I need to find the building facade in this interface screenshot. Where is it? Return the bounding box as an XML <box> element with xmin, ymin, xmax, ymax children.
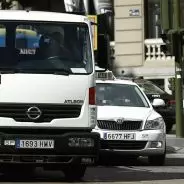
<box><xmin>0</xmin><ymin>0</ymin><xmax>178</xmax><ymax>93</ymax></box>
<box><xmin>113</xmin><ymin>0</ymin><xmax>176</xmax><ymax>93</ymax></box>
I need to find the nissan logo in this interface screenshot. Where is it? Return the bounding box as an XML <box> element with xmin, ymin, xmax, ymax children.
<box><xmin>26</xmin><ymin>106</ymin><xmax>42</xmax><ymax>120</ymax></box>
<box><xmin>116</xmin><ymin>118</ymin><xmax>124</xmax><ymax>124</ymax></box>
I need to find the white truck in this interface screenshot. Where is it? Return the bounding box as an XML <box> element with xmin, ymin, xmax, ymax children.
<box><xmin>0</xmin><ymin>10</ymin><xmax>108</xmax><ymax>180</ymax></box>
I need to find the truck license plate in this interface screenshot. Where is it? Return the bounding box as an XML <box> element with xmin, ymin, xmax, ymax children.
<box><xmin>16</xmin><ymin>140</ymin><xmax>54</xmax><ymax>149</ymax></box>
<box><xmin>104</xmin><ymin>133</ymin><xmax>135</xmax><ymax>140</ymax></box>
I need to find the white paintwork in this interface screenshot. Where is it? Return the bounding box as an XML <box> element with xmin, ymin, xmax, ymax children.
<box><xmin>152</xmin><ymin>98</ymin><xmax>165</xmax><ymax>107</ymax></box>
<box><xmin>93</xmin><ymin>79</ymin><xmax>166</xmax><ymax>155</ymax></box>
<box><xmin>0</xmin><ymin>11</ymin><xmax>96</xmax><ymax>129</ymax></box>
<box><xmin>0</xmin><ymin>10</ymin><xmax>87</xmax><ymax>23</ymax></box>
<box><xmin>0</xmin><ymin>76</ymin><xmax>95</xmax><ymax>130</ymax></box>
<box><xmin>0</xmin><ymin>74</ymin><xmax>88</xmax><ymax>104</ymax></box>
<box><xmin>98</xmin><ymin>106</ymin><xmax>153</xmax><ymax>121</ymax></box>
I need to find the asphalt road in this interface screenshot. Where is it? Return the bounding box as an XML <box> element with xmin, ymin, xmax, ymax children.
<box><xmin>0</xmin><ymin>155</ymin><xmax>184</xmax><ymax>183</ymax></box>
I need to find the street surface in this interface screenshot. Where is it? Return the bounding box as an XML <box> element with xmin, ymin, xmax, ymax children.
<box><xmin>0</xmin><ymin>154</ymin><xmax>184</xmax><ymax>183</ymax></box>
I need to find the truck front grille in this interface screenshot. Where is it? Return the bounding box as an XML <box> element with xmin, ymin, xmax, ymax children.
<box><xmin>0</xmin><ymin>154</ymin><xmax>72</xmax><ymax>164</ymax></box>
<box><xmin>97</xmin><ymin>120</ymin><xmax>142</xmax><ymax>130</ymax></box>
<box><xmin>0</xmin><ymin>103</ymin><xmax>81</xmax><ymax>122</ymax></box>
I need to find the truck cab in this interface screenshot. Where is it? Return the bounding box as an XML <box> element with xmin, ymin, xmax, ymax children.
<box><xmin>0</xmin><ymin>10</ymin><xmax>105</xmax><ymax>180</ymax></box>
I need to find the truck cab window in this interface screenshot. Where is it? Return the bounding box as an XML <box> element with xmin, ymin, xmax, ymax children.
<box><xmin>0</xmin><ymin>21</ymin><xmax>93</xmax><ymax>75</ymax></box>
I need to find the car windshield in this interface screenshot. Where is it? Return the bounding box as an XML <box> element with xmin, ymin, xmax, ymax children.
<box><xmin>0</xmin><ymin>21</ymin><xmax>93</xmax><ymax>75</ymax></box>
<box><xmin>96</xmin><ymin>83</ymin><xmax>149</xmax><ymax>107</ymax></box>
<box><xmin>137</xmin><ymin>82</ymin><xmax>165</xmax><ymax>94</ymax></box>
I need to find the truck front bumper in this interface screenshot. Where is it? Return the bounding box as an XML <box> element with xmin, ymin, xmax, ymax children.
<box><xmin>0</xmin><ymin>130</ymin><xmax>100</xmax><ymax>166</ymax></box>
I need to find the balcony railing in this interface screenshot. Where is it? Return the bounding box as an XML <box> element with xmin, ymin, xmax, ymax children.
<box><xmin>144</xmin><ymin>38</ymin><xmax>174</xmax><ymax>61</ymax></box>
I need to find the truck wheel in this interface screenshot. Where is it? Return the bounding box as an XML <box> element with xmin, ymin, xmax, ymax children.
<box><xmin>63</xmin><ymin>165</ymin><xmax>86</xmax><ymax>181</ymax></box>
<box><xmin>0</xmin><ymin>165</ymin><xmax>35</xmax><ymax>177</ymax></box>
<box><xmin>148</xmin><ymin>153</ymin><xmax>166</xmax><ymax>166</ymax></box>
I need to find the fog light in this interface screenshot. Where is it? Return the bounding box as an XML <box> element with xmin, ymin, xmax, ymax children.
<box><xmin>68</xmin><ymin>138</ymin><xmax>94</xmax><ymax>148</ymax></box>
<box><xmin>150</xmin><ymin>141</ymin><xmax>162</xmax><ymax>148</ymax></box>
<box><xmin>81</xmin><ymin>158</ymin><xmax>94</xmax><ymax>164</ymax></box>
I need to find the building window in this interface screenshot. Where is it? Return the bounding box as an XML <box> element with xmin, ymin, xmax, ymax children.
<box><xmin>145</xmin><ymin>0</ymin><xmax>161</xmax><ymax>38</ymax></box>
<box><xmin>145</xmin><ymin>0</ymin><xmax>184</xmax><ymax>38</ymax></box>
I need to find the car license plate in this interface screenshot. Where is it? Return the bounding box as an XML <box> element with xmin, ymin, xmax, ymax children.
<box><xmin>104</xmin><ymin>133</ymin><xmax>135</xmax><ymax>140</ymax></box>
<box><xmin>16</xmin><ymin>140</ymin><xmax>54</xmax><ymax>149</ymax></box>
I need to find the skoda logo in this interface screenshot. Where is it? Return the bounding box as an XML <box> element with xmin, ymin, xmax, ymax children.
<box><xmin>26</xmin><ymin>106</ymin><xmax>42</xmax><ymax>120</ymax></box>
<box><xmin>116</xmin><ymin>118</ymin><xmax>124</xmax><ymax>124</ymax></box>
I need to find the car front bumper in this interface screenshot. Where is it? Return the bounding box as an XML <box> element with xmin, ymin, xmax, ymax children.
<box><xmin>92</xmin><ymin>129</ymin><xmax>166</xmax><ymax>156</ymax></box>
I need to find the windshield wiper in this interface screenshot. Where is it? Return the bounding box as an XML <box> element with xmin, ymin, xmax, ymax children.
<box><xmin>27</xmin><ymin>68</ymin><xmax>72</xmax><ymax>76</ymax></box>
<box><xmin>0</xmin><ymin>68</ymin><xmax>72</xmax><ymax>76</ymax></box>
<box><xmin>0</xmin><ymin>68</ymin><xmax>22</xmax><ymax>74</ymax></box>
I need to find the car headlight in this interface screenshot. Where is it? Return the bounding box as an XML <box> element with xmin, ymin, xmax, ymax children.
<box><xmin>144</xmin><ymin>117</ymin><xmax>165</xmax><ymax>130</ymax></box>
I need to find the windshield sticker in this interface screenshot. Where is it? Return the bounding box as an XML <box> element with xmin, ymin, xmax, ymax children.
<box><xmin>64</xmin><ymin>100</ymin><xmax>84</xmax><ymax>104</ymax></box>
<box><xmin>99</xmin><ymin>87</ymin><xmax>105</xmax><ymax>91</ymax></box>
<box><xmin>20</xmin><ymin>49</ymin><xmax>36</xmax><ymax>55</ymax></box>
<box><xmin>71</xmin><ymin>68</ymin><xmax>87</xmax><ymax>73</ymax></box>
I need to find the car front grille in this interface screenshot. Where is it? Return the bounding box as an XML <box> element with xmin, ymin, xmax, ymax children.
<box><xmin>100</xmin><ymin>140</ymin><xmax>147</xmax><ymax>150</ymax></box>
<box><xmin>97</xmin><ymin>120</ymin><xmax>142</xmax><ymax>130</ymax></box>
<box><xmin>0</xmin><ymin>103</ymin><xmax>81</xmax><ymax>122</ymax></box>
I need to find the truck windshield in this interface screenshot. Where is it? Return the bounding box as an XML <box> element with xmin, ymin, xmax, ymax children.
<box><xmin>0</xmin><ymin>21</ymin><xmax>93</xmax><ymax>75</ymax></box>
<box><xmin>96</xmin><ymin>83</ymin><xmax>149</xmax><ymax>107</ymax></box>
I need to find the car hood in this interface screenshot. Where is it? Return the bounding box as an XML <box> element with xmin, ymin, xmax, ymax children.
<box><xmin>97</xmin><ymin>106</ymin><xmax>153</xmax><ymax>121</ymax></box>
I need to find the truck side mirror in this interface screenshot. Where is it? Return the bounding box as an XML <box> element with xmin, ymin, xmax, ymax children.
<box><xmin>96</xmin><ymin>34</ymin><xmax>110</xmax><ymax>70</ymax></box>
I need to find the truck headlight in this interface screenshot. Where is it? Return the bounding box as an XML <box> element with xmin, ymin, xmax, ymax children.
<box><xmin>68</xmin><ymin>137</ymin><xmax>94</xmax><ymax>148</ymax></box>
<box><xmin>144</xmin><ymin>117</ymin><xmax>165</xmax><ymax>130</ymax></box>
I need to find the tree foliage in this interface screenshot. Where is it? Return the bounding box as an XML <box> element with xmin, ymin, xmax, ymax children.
<box><xmin>0</xmin><ymin>0</ymin><xmax>14</xmax><ymax>9</ymax></box>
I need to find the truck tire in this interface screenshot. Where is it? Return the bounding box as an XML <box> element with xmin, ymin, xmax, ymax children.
<box><xmin>0</xmin><ymin>165</ymin><xmax>35</xmax><ymax>177</ymax></box>
<box><xmin>63</xmin><ymin>165</ymin><xmax>86</xmax><ymax>181</ymax></box>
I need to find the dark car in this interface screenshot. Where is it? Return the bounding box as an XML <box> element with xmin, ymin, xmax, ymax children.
<box><xmin>134</xmin><ymin>79</ymin><xmax>175</xmax><ymax>133</ymax></box>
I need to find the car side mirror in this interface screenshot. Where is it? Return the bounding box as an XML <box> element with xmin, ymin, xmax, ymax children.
<box><xmin>152</xmin><ymin>98</ymin><xmax>165</xmax><ymax>107</ymax></box>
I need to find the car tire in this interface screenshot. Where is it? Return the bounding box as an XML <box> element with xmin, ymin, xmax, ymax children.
<box><xmin>166</xmin><ymin>123</ymin><xmax>173</xmax><ymax>133</ymax></box>
<box><xmin>148</xmin><ymin>143</ymin><xmax>166</xmax><ymax>166</ymax></box>
<box><xmin>148</xmin><ymin>153</ymin><xmax>166</xmax><ymax>166</ymax></box>
<box><xmin>63</xmin><ymin>165</ymin><xmax>86</xmax><ymax>181</ymax></box>
<box><xmin>148</xmin><ymin>140</ymin><xmax>166</xmax><ymax>166</ymax></box>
